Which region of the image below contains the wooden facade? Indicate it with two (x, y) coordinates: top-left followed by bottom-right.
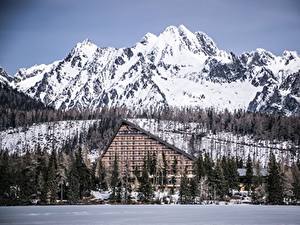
(101, 120), (195, 187)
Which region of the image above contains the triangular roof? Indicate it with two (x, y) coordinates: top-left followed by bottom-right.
(101, 119), (196, 161)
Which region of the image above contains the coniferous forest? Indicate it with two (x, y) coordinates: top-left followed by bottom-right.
(0, 83), (300, 205)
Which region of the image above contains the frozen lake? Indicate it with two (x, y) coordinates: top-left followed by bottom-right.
(0, 205), (300, 225)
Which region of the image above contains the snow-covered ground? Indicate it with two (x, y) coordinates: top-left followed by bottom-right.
(0, 120), (98, 154)
(129, 118), (299, 167)
(0, 118), (298, 167)
(0, 205), (299, 225)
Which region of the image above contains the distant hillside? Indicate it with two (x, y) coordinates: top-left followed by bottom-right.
(0, 82), (48, 111)
(0, 67), (56, 130)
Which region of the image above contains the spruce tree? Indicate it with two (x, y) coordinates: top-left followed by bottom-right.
(35, 147), (48, 203)
(123, 161), (132, 203)
(0, 150), (11, 201)
(213, 161), (226, 199)
(150, 153), (157, 176)
(179, 167), (190, 204)
(139, 159), (153, 203)
(90, 162), (98, 190)
(110, 154), (120, 202)
(204, 153), (214, 182)
(19, 150), (37, 203)
(221, 156), (230, 193)
(116, 180), (122, 203)
(245, 154), (253, 192)
(75, 148), (92, 199)
(194, 153), (205, 181)
(170, 157), (178, 194)
(251, 161), (264, 203)
(162, 152), (168, 187)
(227, 157), (239, 192)
(47, 150), (58, 204)
(97, 160), (107, 191)
(267, 152), (283, 204)
(67, 157), (80, 203)
(189, 177), (198, 203)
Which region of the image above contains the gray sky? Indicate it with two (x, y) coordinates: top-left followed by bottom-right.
(1, 0), (300, 75)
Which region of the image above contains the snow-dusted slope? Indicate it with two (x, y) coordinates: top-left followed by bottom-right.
(0, 120), (98, 154)
(0, 117), (298, 166)
(129, 118), (299, 167)
(10, 25), (300, 115)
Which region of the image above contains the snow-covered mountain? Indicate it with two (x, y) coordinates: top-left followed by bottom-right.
(8, 25), (300, 115)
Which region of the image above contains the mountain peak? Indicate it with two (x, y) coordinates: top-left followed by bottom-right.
(163, 25), (179, 33)
(71, 39), (98, 58)
(140, 32), (157, 45)
(76, 38), (97, 49)
(158, 25), (219, 55)
(178, 24), (190, 32)
(81, 38), (95, 45)
(0, 67), (13, 84)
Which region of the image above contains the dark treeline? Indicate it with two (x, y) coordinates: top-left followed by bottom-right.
(0, 146), (95, 205)
(1, 144), (300, 205)
(180, 152), (300, 205)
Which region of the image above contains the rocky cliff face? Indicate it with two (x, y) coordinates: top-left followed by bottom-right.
(5, 25), (300, 115)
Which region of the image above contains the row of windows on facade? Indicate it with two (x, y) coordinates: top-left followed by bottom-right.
(105, 164), (194, 174)
(105, 149), (179, 160)
(106, 146), (177, 156)
(115, 133), (145, 139)
(104, 156), (191, 166)
(110, 146), (164, 151)
(111, 140), (160, 146)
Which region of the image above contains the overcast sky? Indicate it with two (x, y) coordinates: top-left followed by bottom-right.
(1, 0), (300, 74)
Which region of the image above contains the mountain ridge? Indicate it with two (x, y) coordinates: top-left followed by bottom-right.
(2, 25), (300, 115)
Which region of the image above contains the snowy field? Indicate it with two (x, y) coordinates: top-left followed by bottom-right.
(0, 205), (300, 225)
(130, 119), (299, 166)
(0, 120), (98, 154)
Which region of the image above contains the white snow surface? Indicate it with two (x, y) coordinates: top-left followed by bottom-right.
(1, 205), (300, 225)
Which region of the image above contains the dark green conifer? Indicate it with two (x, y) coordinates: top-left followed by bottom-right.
(139, 159), (153, 203)
(245, 154), (253, 192)
(267, 152), (283, 204)
(67, 156), (80, 203)
(179, 167), (190, 204)
(110, 154), (120, 202)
